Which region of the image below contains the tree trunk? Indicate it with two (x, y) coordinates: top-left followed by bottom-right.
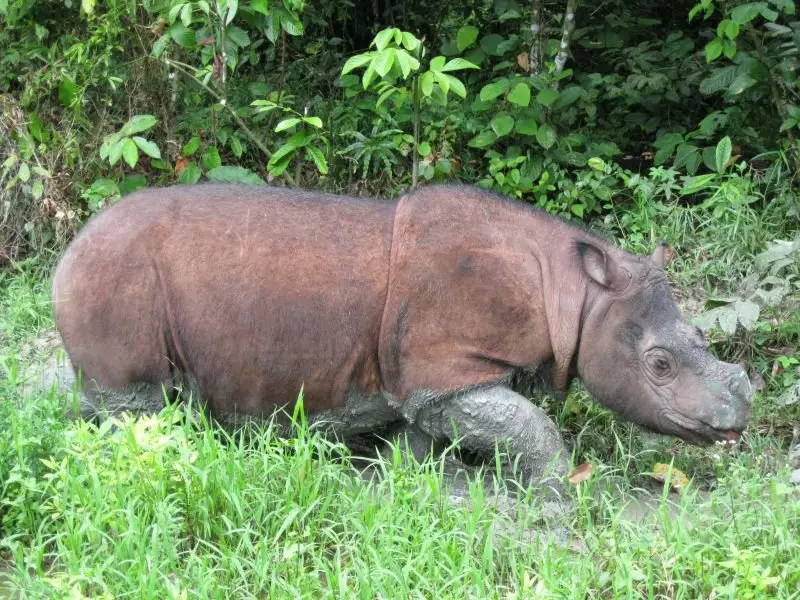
(529, 0), (542, 75)
(554, 0), (578, 78)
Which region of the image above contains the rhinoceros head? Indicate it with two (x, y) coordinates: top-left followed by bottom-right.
(573, 240), (753, 445)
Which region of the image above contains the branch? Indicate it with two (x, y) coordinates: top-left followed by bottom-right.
(553, 0), (578, 81)
(162, 58), (296, 187)
(529, 0), (543, 75)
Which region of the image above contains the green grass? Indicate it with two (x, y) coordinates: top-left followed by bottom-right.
(1, 225), (799, 598)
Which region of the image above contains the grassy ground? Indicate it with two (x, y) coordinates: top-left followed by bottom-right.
(1, 234), (799, 598)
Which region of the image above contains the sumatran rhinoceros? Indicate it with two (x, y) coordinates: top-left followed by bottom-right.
(51, 183), (753, 487)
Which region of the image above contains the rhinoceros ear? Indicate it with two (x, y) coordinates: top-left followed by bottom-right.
(577, 241), (627, 290)
(650, 239), (671, 269)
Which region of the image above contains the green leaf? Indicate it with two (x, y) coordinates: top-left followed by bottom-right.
(179, 161), (201, 184)
(728, 73), (757, 95)
(514, 118), (537, 135)
(705, 38), (722, 62)
(588, 157), (607, 171)
(445, 75), (466, 98)
(418, 141), (431, 156)
(439, 58), (479, 72)
(468, 130), (498, 148)
(374, 49), (396, 77)
(401, 32), (419, 51)
(429, 56), (446, 71)
(724, 20), (740, 39)
(373, 27), (399, 51)
(230, 136), (243, 157)
(302, 116), (323, 128)
(433, 71), (450, 96)
(734, 299), (760, 330)
(552, 86), (583, 110)
(275, 118), (301, 132)
(120, 115), (158, 136)
(224, 0), (238, 26)
(180, 3), (191, 27)
(206, 166), (265, 185)
(490, 113), (515, 137)
(535, 123), (557, 149)
(571, 204), (585, 218)
(81, 0), (95, 15)
(18, 162), (30, 183)
(507, 82), (530, 107)
(341, 53), (373, 75)
(226, 26), (250, 48)
(721, 38), (737, 59)
(536, 88), (559, 107)
(456, 25), (479, 51)
(122, 138), (139, 168)
(731, 4), (761, 25)
(169, 23), (196, 48)
(479, 78), (509, 102)
(394, 49), (419, 78)
(133, 137), (162, 159)
(280, 12), (304, 36)
(152, 33), (170, 58)
(183, 136), (200, 156)
(202, 147), (222, 170)
(305, 145), (328, 175)
(58, 77), (79, 108)
(480, 34), (505, 56)
(252, 0), (268, 16)
(108, 138), (127, 165)
(715, 135), (732, 174)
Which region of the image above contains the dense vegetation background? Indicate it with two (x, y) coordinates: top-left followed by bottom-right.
(1, 0), (799, 596)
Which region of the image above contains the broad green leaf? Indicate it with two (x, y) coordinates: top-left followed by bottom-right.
(252, 0), (268, 16)
(206, 166), (265, 185)
(490, 113), (515, 137)
(514, 118), (537, 135)
(571, 204), (585, 218)
(376, 87), (397, 108)
(169, 23), (196, 48)
(734, 299), (760, 330)
(18, 162), (30, 183)
(224, 0), (238, 25)
(341, 53), (373, 75)
(680, 173), (717, 195)
(480, 34), (505, 56)
(715, 135), (732, 173)
(230, 136), (243, 157)
(121, 115), (157, 136)
(302, 116), (323, 128)
(275, 117), (301, 132)
(280, 12), (304, 36)
(401, 32), (419, 51)
(439, 58), (479, 72)
(456, 25), (479, 52)
(537, 88), (559, 107)
(468, 130), (498, 148)
(507, 82), (530, 107)
(180, 3), (191, 27)
(122, 138), (139, 168)
(445, 75), (466, 98)
(133, 137), (162, 159)
(552, 86), (583, 110)
(394, 49), (419, 78)
(705, 38), (722, 62)
(182, 136), (200, 156)
(374, 49), (396, 77)
(202, 147), (222, 170)
(31, 166), (51, 178)
(588, 157), (607, 171)
(433, 71), (450, 96)
(535, 123), (557, 149)
(109, 138), (127, 165)
(420, 71), (434, 97)
(152, 33), (170, 58)
(179, 161), (201, 184)
(731, 4), (761, 25)
(718, 308), (738, 335)
(479, 78), (509, 102)
(725, 20), (740, 39)
(32, 179), (44, 199)
(373, 28), (399, 51)
(81, 0), (95, 15)
(429, 56), (446, 71)
(226, 26), (250, 47)
(728, 73), (757, 95)
(418, 142), (432, 156)
(305, 146), (328, 175)
(362, 63), (378, 89)
(722, 38), (736, 59)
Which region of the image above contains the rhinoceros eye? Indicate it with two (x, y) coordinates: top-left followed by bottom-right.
(645, 349), (676, 382)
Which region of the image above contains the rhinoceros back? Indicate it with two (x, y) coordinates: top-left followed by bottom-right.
(52, 184), (395, 417)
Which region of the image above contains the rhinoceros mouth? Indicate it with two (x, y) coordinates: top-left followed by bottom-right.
(659, 409), (745, 446)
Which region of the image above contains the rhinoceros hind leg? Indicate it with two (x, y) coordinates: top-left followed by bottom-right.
(415, 386), (569, 492)
(76, 376), (172, 422)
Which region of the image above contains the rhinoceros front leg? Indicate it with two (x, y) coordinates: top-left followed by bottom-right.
(414, 386), (569, 490)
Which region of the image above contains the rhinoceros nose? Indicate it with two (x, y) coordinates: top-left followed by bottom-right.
(727, 367), (753, 405)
